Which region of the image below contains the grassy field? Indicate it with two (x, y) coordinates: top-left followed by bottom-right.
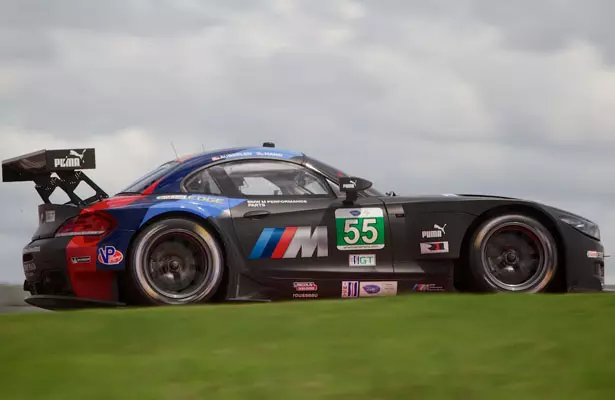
(1, 294), (615, 400)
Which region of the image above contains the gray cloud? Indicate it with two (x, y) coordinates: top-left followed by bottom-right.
(359, 0), (615, 61)
(0, 0), (228, 36)
(0, 0), (613, 284)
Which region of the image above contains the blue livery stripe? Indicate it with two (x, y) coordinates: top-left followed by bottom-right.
(260, 228), (285, 259)
(138, 197), (246, 229)
(249, 228), (275, 259)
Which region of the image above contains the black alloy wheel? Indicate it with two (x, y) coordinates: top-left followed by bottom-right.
(467, 214), (557, 293)
(127, 218), (224, 305)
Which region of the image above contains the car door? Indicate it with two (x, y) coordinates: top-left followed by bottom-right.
(208, 159), (394, 287)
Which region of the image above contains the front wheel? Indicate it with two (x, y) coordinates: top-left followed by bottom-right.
(126, 218), (225, 305)
(467, 214), (557, 293)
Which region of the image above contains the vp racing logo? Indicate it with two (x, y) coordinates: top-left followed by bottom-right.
(98, 246), (124, 265)
(54, 149), (86, 168)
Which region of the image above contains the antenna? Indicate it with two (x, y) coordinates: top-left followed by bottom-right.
(202, 144), (205, 152)
(171, 142), (179, 159)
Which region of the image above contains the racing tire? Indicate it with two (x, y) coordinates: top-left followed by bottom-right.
(467, 214), (557, 293)
(126, 218), (225, 305)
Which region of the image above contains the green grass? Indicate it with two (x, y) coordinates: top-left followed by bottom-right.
(1, 294), (615, 399)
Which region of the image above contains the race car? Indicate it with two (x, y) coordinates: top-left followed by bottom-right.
(1, 143), (606, 310)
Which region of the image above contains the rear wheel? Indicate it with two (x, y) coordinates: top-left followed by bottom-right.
(126, 218), (224, 305)
(467, 214), (557, 293)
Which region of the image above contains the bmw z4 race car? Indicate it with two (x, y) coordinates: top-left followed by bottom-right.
(1, 143), (606, 310)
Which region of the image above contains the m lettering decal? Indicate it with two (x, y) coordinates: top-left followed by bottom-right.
(249, 226), (328, 259)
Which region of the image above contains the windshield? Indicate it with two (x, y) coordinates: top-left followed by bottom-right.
(305, 156), (384, 197)
(117, 161), (180, 194)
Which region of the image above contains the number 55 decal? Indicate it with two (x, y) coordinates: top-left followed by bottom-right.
(335, 208), (385, 250)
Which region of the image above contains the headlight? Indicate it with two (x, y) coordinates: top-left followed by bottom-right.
(560, 215), (601, 241)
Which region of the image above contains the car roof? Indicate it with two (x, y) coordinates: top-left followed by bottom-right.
(178, 145), (305, 166)
(143, 145), (307, 194)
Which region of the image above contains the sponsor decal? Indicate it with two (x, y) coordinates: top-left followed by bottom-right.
(587, 250), (604, 259)
(293, 282), (318, 291)
(293, 293), (319, 299)
(97, 246), (124, 265)
(156, 195), (188, 200)
(342, 179), (357, 190)
(420, 241), (449, 254)
(188, 195), (225, 204)
(249, 226), (328, 259)
(255, 151), (284, 157)
(359, 281), (398, 297)
(53, 149), (87, 168)
(71, 256), (91, 264)
(335, 207), (385, 250)
(363, 284), (380, 294)
(155, 194), (225, 204)
(421, 224), (447, 239)
(38, 210), (56, 224)
(247, 199), (308, 208)
(212, 151), (253, 161)
(413, 283), (445, 292)
(211, 151), (284, 161)
(342, 281), (359, 297)
(44, 210), (56, 223)
(349, 254), (376, 266)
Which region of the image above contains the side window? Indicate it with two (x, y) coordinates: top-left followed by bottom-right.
(183, 168), (223, 195)
(220, 160), (333, 197)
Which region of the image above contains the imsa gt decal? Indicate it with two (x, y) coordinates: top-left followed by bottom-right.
(335, 207), (385, 250)
(249, 226), (328, 259)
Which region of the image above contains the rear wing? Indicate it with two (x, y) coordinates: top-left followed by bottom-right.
(1, 148), (109, 206)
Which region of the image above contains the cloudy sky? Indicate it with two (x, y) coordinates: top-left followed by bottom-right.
(0, 0), (613, 285)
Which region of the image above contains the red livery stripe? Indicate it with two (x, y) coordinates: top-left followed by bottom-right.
(271, 227), (297, 258)
(86, 195), (142, 212)
(141, 178), (162, 195)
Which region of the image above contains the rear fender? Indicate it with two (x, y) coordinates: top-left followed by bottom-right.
(95, 195), (246, 272)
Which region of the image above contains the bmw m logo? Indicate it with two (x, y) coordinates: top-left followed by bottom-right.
(249, 226), (328, 259)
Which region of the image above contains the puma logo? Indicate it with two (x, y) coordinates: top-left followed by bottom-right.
(421, 224), (448, 239)
(54, 149), (87, 168)
(434, 224), (447, 234)
(69, 149), (86, 160)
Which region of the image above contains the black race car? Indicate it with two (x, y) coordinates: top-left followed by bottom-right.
(1, 143), (605, 310)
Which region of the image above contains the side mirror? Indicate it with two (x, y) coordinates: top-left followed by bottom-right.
(339, 177), (372, 204)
